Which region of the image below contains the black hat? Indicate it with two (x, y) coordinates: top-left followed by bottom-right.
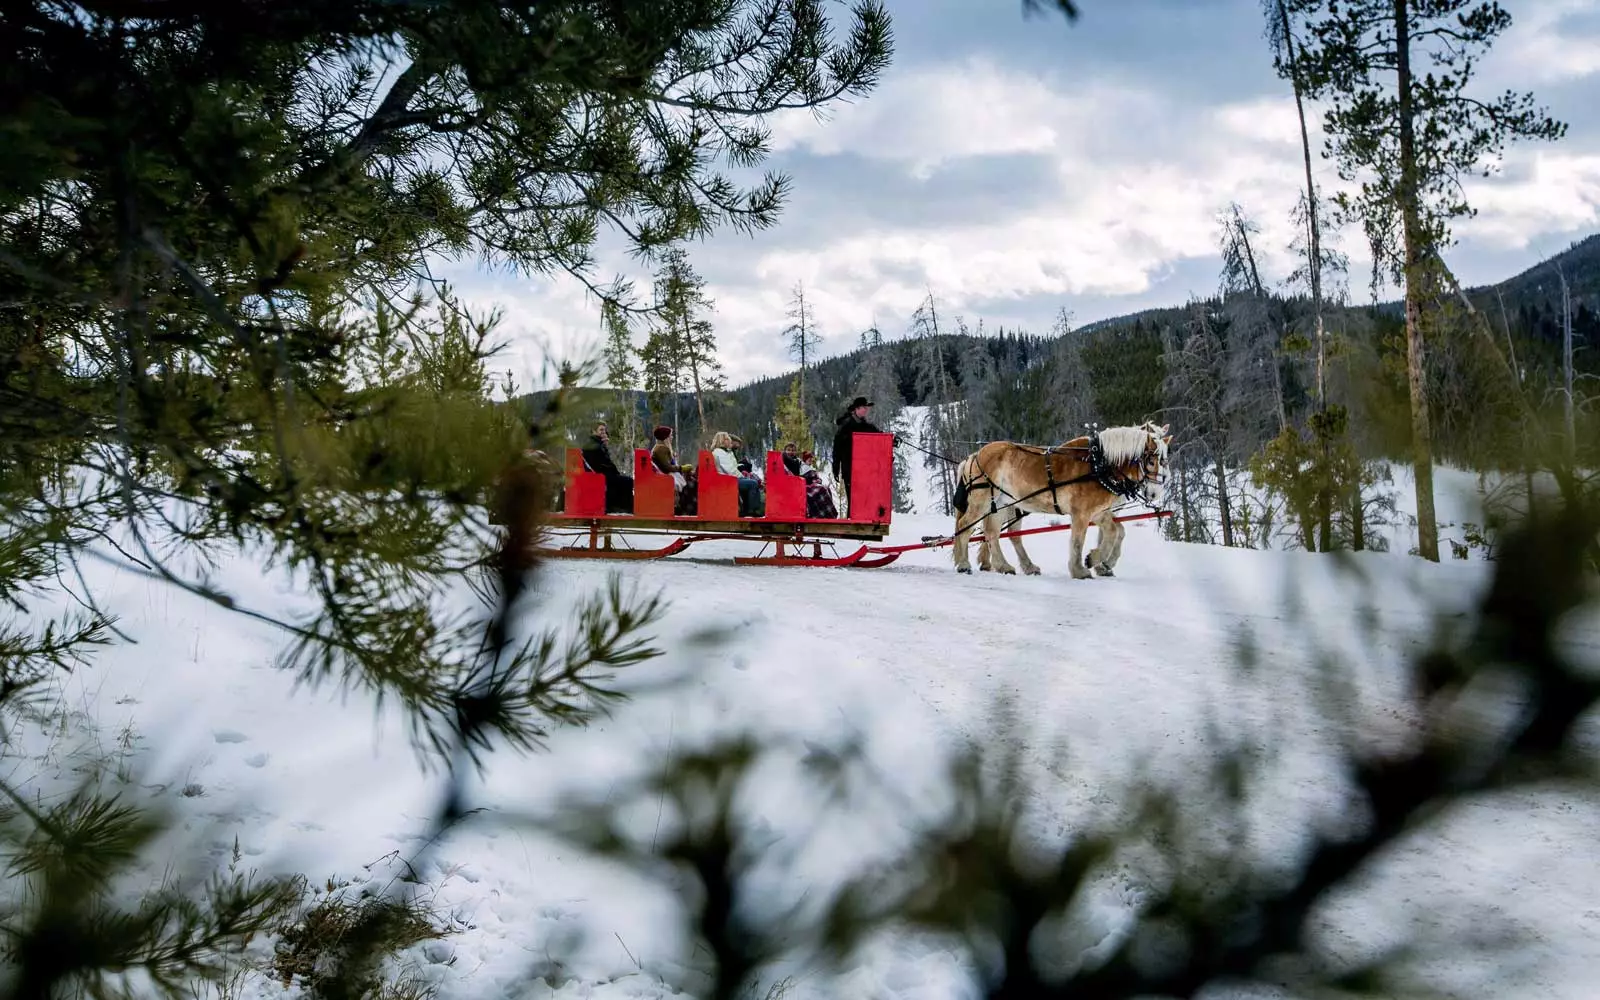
(847, 396), (873, 409)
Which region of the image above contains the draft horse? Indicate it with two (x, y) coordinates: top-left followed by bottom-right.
(951, 422), (1171, 577)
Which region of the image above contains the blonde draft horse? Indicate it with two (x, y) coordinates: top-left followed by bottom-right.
(951, 422), (1170, 578)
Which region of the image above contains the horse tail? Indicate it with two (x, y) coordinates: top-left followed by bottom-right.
(951, 453), (978, 516)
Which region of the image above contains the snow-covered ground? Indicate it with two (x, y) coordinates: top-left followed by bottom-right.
(11, 414), (1599, 999)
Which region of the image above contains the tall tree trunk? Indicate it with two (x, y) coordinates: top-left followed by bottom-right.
(1233, 204), (1266, 298)
(1275, 0), (1327, 409)
(1351, 488), (1366, 551)
(692, 365), (706, 446)
(1558, 264), (1576, 463)
(1214, 459), (1234, 547)
(1180, 466), (1194, 541)
(1394, 0), (1440, 562)
(1316, 463), (1333, 552)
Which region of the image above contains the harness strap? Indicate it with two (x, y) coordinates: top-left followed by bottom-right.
(957, 432), (1159, 524)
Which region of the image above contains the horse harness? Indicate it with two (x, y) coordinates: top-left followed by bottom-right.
(959, 435), (1153, 521)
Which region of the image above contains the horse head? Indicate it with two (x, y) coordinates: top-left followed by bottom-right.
(1135, 420), (1171, 506)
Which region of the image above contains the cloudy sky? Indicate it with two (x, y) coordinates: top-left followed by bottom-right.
(442, 0), (1600, 392)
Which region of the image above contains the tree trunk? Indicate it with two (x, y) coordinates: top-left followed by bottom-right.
(1275, 0), (1327, 409)
(1180, 466), (1193, 541)
(1233, 205), (1266, 298)
(1316, 444), (1333, 552)
(1214, 458), (1234, 547)
(692, 368), (706, 446)
(1559, 264), (1576, 463)
(1350, 484), (1366, 551)
(1394, 0), (1439, 562)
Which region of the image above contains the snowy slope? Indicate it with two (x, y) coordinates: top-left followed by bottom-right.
(13, 430), (1599, 1000)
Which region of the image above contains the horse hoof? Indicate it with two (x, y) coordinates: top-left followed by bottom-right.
(957, 566), (972, 575)
(1024, 566), (1042, 576)
(996, 566), (1017, 576)
(1097, 566), (1115, 577)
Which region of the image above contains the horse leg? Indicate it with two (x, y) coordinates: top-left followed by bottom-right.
(1101, 512), (1127, 573)
(1086, 508), (1124, 576)
(1067, 513), (1094, 580)
(985, 507), (1018, 575)
(1006, 511), (1042, 575)
(974, 496), (1000, 571)
(952, 497), (987, 574)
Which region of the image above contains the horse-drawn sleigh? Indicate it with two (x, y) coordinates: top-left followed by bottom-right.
(535, 423), (1173, 571)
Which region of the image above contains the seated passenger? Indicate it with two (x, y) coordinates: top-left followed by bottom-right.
(780, 442), (802, 477)
(798, 450), (838, 519)
(709, 431), (763, 518)
(651, 425), (696, 515)
(581, 421), (633, 514)
(709, 431), (740, 477)
(736, 459), (763, 517)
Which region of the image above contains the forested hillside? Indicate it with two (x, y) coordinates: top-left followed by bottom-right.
(528, 231), (1599, 489)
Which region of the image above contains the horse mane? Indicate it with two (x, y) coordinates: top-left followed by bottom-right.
(1095, 426), (1151, 467)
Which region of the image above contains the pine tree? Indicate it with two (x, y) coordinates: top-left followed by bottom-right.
(601, 299), (640, 451)
(910, 292), (960, 515)
(1284, 0), (1568, 561)
(1046, 308), (1098, 440)
(773, 377), (814, 456)
(956, 318), (999, 446)
(640, 321), (686, 435)
(852, 325), (913, 512)
(782, 281), (823, 435)
(655, 249), (724, 444)
(1265, 0), (1337, 409)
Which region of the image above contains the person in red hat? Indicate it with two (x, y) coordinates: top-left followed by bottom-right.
(649, 425), (696, 514)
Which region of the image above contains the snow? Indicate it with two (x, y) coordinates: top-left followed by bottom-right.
(11, 409), (1600, 1000)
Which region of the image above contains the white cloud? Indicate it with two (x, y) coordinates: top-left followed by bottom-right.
(752, 59), (1338, 312)
(1457, 150), (1600, 250)
(1484, 0), (1600, 85)
(449, 25), (1600, 389)
(765, 59), (1099, 176)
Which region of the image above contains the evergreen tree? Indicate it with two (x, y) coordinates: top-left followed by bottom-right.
(783, 281), (824, 428)
(0, 2), (893, 987)
(654, 249), (724, 444)
(601, 298), (641, 451)
(773, 376), (814, 456)
(1046, 308), (1097, 439)
(852, 325), (913, 512)
(910, 292), (960, 515)
(1284, 0), (1568, 561)
(640, 320), (686, 436)
(956, 317), (1000, 445)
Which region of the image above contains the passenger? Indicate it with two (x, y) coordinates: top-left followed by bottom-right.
(650, 425), (697, 515)
(709, 431), (741, 477)
(781, 442), (802, 477)
(798, 450), (838, 519)
(736, 459), (764, 517)
(711, 431), (764, 518)
(581, 421), (633, 514)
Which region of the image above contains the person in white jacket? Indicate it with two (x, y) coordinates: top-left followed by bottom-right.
(710, 431), (762, 516)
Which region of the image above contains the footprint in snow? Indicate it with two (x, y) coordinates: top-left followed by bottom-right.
(420, 940), (456, 964)
(244, 752), (269, 768)
(536, 905), (577, 922)
(213, 730), (249, 744)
